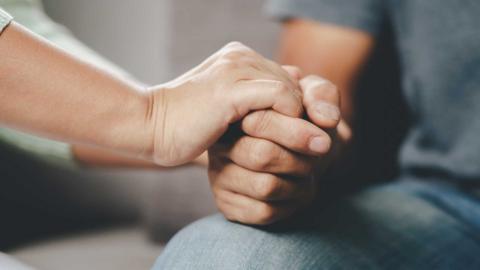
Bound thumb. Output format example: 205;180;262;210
300;75;341;129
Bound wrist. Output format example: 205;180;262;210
103;85;159;161
141;85;169;164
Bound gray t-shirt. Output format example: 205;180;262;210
267;0;480;182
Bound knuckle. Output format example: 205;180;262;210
224;50;244;61
221;43;254;61
250;152;271;171
273;81;290;94
217;203;237;222
215;58;239;71
271;147;287;166
304;76;339;98
283;65;302;79
221;210;237;222
291;66;302;74
290;127;313;149
255;174;280;199
244;110;272;136
219;49;244;62
248;140;277;170
256;203;276;225
272;147;294;170
292;101;304;117
227;41;254;53
225;41;246;49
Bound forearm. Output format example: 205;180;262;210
0;23;152;159
278;20;375;125
72;144;209;168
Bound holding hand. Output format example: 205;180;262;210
208;72;352;225
0;23;307;169
145;42;304;166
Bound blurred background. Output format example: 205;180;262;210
0;0;407;269
43;0;280;83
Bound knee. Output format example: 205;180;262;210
152;214;341;270
153;214;268;270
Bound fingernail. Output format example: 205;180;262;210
309;136;330;153
315;102;340;121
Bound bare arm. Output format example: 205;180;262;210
278;19;375;124
0;23;151;159
72;145;208;167
0;23;309;167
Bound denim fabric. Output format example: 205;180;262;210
153;178;480;269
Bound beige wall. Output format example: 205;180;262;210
168;0;280;78
42;0;280;84
43;0;171;83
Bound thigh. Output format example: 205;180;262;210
153;180;480;270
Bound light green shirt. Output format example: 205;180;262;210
0;6;12;33
0;0;132;167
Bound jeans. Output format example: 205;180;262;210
153;177;480;269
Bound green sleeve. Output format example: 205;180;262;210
0;7;12;33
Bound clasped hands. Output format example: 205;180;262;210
145;42;351;225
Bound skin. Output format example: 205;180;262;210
72;20;373;169
278;20;375;124
0;22;328;167
0;18;375;226
208;19;375;225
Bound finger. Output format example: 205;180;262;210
282;65;303;80
214;189;298;225
300;75;341;129
241;110;332;155
262;59;300;87
216;43;302;99
242;53;300;91
337;119;352;143
215;136;313;175
260;61;302;95
209;160;306;201
230;80;303;120
244;62;303;107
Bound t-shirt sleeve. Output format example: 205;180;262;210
0;7;13;34
265;0;384;35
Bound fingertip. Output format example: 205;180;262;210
306;101;341;129
337;120;353;143
308;135;331;154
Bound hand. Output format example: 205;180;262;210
208;72;351;225
145;42;303;166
